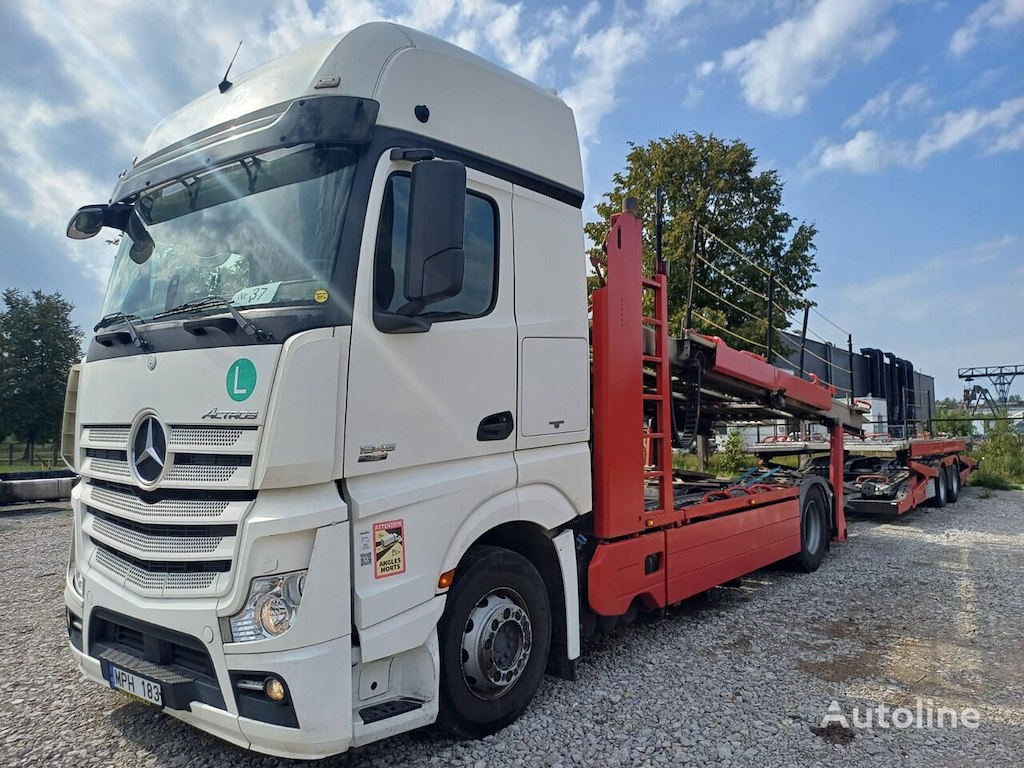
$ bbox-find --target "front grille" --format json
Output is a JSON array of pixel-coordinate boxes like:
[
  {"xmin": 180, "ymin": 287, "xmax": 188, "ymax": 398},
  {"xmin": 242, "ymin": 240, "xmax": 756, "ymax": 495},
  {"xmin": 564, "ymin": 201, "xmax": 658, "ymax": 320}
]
[
  {"xmin": 89, "ymin": 457, "xmax": 132, "ymax": 479},
  {"xmin": 95, "ymin": 547, "xmax": 220, "ymax": 592},
  {"xmin": 89, "ymin": 507, "xmax": 237, "ymax": 538},
  {"xmin": 90, "ymin": 509, "xmax": 229, "ymax": 556},
  {"xmin": 85, "ymin": 448, "xmax": 127, "ymax": 461},
  {"xmin": 169, "ymin": 427, "xmax": 252, "ymax": 448},
  {"xmin": 89, "ymin": 482, "xmax": 244, "ymax": 520},
  {"xmin": 83, "ymin": 426, "xmax": 130, "ymax": 445},
  {"xmin": 174, "ymin": 453, "xmax": 253, "ymax": 467},
  {"xmin": 79, "ymin": 422, "xmax": 257, "ymax": 490},
  {"xmin": 165, "ymin": 464, "xmax": 241, "ymax": 483},
  {"xmin": 79, "ymin": 422, "xmax": 257, "ymax": 597},
  {"xmin": 85, "ymin": 481, "xmax": 250, "ymax": 596},
  {"xmin": 92, "ymin": 540, "xmax": 230, "ymax": 573}
]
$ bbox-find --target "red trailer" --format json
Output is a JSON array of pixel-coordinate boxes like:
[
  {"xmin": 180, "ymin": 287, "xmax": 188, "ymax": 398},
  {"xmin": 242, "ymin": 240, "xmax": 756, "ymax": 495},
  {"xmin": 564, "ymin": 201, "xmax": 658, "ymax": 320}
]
[
  {"xmin": 752, "ymin": 434, "xmax": 976, "ymax": 515},
  {"xmin": 583, "ymin": 205, "xmax": 868, "ymax": 625}
]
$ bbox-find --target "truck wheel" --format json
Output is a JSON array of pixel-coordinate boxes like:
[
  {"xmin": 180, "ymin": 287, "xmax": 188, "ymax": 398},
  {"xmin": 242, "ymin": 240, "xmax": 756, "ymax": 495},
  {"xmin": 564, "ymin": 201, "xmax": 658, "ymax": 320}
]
[
  {"xmin": 791, "ymin": 485, "xmax": 829, "ymax": 573},
  {"xmin": 946, "ymin": 463, "xmax": 961, "ymax": 503},
  {"xmin": 929, "ymin": 467, "xmax": 947, "ymax": 508},
  {"xmin": 436, "ymin": 545, "xmax": 551, "ymax": 739}
]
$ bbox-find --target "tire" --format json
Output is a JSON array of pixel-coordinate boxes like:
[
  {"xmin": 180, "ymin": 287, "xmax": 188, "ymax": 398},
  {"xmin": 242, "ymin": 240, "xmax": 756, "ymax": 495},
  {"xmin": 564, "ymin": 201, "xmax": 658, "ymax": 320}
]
[
  {"xmin": 791, "ymin": 485, "xmax": 829, "ymax": 573},
  {"xmin": 436, "ymin": 545, "xmax": 551, "ymax": 739},
  {"xmin": 929, "ymin": 466, "xmax": 948, "ymax": 508},
  {"xmin": 946, "ymin": 463, "xmax": 961, "ymax": 503}
]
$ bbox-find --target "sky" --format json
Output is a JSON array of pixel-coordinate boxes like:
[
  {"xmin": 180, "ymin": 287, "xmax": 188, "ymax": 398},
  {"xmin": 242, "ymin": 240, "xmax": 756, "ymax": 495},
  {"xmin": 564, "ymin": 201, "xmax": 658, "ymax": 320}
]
[{"xmin": 0, "ymin": 0, "xmax": 1021, "ymax": 400}]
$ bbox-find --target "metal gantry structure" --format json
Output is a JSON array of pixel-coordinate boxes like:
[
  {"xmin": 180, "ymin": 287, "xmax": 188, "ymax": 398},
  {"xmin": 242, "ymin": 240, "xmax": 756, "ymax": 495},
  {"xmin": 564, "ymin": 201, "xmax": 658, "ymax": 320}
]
[{"xmin": 958, "ymin": 365, "xmax": 1024, "ymax": 415}]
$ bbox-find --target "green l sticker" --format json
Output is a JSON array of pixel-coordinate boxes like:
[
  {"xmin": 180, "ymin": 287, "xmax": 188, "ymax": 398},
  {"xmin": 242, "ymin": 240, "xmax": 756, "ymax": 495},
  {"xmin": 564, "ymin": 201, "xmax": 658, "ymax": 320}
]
[{"xmin": 227, "ymin": 358, "xmax": 257, "ymax": 402}]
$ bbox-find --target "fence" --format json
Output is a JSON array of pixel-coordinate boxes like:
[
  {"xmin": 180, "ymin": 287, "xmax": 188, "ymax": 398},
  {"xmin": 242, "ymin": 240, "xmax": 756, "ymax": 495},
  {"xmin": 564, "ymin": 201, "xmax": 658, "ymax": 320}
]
[{"xmin": 1, "ymin": 443, "xmax": 62, "ymax": 471}]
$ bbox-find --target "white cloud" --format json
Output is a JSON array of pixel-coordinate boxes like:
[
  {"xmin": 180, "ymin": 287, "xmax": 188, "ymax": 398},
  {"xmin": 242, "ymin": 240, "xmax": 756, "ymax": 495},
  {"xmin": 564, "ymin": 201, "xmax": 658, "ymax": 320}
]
[
  {"xmin": 844, "ymin": 82, "xmax": 932, "ymax": 129},
  {"xmin": 6, "ymin": 0, "xmax": 695, "ymax": 301},
  {"xmin": 950, "ymin": 0, "xmax": 1024, "ymax": 56},
  {"xmin": 815, "ymin": 130, "xmax": 912, "ymax": 174},
  {"xmin": 814, "ymin": 95, "xmax": 1024, "ymax": 173},
  {"xmin": 645, "ymin": 0, "xmax": 698, "ymax": 22},
  {"xmin": 398, "ymin": 0, "xmax": 456, "ymax": 31},
  {"xmin": 844, "ymin": 89, "xmax": 894, "ymax": 130},
  {"xmin": 696, "ymin": 60, "xmax": 716, "ymax": 77},
  {"xmin": 916, "ymin": 95, "xmax": 1024, "ymax": 162},
  {"xmin": 990, "ymin": 121, "xmax": 1024, "ymax": 152},
  {"xmin": 0, "ymin": 90, "xmax": 118, "ymax": 285},
  {"xmin": 965, "ymin": 234, "xmax": 1016, "ymax": 264},
  {"xmin": 561, "ymin": 26, "xmax": 649, "ymax": 171},
  {"xmin": 721, "ymin": 0, "xmax": 896, "ymax": 115}
]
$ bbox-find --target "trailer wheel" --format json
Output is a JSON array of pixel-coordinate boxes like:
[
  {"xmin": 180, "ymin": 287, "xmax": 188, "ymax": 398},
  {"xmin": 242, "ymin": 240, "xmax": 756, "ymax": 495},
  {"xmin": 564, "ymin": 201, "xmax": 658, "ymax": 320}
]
[
  {"xmin": 929, "ymin": 467, "xmax": 948, "ymax": 508},
  {"xmin": 791, "ymin": 485, "xmax": 829, "ymax": 573},
  {"xmin": 436, "ymin": 545, "xmax": 551, "ymax": 739},
  {"xmin": 946, "ymin": 463, "xmax": 961, "ymax": 503}
]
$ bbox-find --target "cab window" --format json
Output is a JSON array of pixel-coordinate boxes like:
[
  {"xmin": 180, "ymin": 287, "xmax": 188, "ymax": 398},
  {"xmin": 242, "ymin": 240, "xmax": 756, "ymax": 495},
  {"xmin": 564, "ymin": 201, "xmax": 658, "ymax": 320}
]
[{"xmin": 373, "ymin": 173, "xmax": 498, "ymax": 319}]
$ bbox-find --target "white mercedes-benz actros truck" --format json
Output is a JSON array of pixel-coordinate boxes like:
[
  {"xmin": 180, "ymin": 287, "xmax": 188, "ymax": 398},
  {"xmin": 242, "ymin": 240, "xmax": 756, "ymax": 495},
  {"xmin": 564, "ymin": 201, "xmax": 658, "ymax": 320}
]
[
  {"xmin": 63, "ymin": 22, "xmax": 591, "ymax": 758},
  {"xmin": 64, "ymin": 20, "xmax": 863, "ymax": 760}
]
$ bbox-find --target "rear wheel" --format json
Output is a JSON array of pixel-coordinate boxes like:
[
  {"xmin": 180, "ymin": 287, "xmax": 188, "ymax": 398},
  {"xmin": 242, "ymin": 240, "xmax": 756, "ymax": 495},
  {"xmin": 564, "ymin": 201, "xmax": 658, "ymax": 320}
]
[
  {"xmin": 436, "ymin": 545, "xmax": 551, "ymax": 738},
  {"xmin": 791, "ymin": 485, "xmax": 829, "ymax": 573},
  {"xmin": 929, "ymin": 466, "xmax": 948, "ymax": 508},
  {"xmin": 946, "ymin": 463, "xmax": 961, "ymax": 503}
]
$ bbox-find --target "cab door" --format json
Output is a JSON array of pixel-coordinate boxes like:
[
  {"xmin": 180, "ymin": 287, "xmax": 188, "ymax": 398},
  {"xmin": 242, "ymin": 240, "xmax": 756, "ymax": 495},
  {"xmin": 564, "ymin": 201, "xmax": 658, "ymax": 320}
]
[{"xmin": 344, "ymin": 155, "xmax": 517, "ymax": 479}]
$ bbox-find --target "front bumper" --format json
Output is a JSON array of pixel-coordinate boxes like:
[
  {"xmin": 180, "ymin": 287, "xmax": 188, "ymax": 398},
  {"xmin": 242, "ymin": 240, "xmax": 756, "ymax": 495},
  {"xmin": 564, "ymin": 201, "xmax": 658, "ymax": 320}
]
[
  {"xmin": 67, "ymin": 635, "xmax": 353, "ymax": 758},
  {"xmin": 64, "ymin": 481, "xmax": 356, "ymax": 759}
]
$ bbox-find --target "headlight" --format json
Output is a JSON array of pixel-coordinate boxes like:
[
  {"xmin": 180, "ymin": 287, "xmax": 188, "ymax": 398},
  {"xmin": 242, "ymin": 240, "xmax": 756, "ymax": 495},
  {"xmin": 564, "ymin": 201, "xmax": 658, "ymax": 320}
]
[
  {"xmin": 227, "ymin": 571, "xmax": 306, "ymax": 642},
  {"xmin": 67, "ymin": 537, "xmax": 85, "ymax": 596}
]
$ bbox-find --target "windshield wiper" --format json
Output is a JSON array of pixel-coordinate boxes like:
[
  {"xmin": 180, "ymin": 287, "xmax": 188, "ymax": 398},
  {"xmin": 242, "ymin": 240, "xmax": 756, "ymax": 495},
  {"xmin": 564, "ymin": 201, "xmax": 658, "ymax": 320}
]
[
  {"xmin": 93, "ymin": 312, "xmax": 151, "ymax": 350},
  {"xmin": 155, "ymin": 296, "xmax": 272, "ymax": 342}
]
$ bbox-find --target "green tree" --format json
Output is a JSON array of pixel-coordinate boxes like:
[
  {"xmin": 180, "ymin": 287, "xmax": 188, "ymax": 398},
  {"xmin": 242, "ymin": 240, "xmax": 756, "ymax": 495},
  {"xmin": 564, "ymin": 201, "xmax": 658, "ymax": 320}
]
[
  {"xmin": 0, "ymin": 289, "xmax": 84, "ymax": 455},
  {"xmin": 585, "ymin": 133, "xmax": 819, "ymax": 356},
  {"xmin": 932, "ymin": 406, "xmax": 976, "ymax": 437}
]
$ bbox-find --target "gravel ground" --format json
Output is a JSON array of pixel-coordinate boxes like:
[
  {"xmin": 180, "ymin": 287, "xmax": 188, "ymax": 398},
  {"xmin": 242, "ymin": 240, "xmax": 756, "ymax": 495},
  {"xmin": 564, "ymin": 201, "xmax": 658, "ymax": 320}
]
[{"xmin": 2, "ymin": 488, "xmax": 1022, "ymax": 767}]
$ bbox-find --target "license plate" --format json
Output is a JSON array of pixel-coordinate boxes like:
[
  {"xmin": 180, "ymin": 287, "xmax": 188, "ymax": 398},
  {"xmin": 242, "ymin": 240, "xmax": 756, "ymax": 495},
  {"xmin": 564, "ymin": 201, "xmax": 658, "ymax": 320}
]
[{"xmin": 108, "ymin": 664, "xmax": 163, "ymax": 707}]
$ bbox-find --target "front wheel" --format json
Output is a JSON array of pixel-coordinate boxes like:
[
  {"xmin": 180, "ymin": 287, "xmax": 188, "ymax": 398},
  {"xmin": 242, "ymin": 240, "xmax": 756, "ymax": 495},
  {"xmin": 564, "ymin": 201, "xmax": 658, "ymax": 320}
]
[
  {"xmin": 436, "ymin": 545, "xmax": 551, "ymax": 738},
  {"xmin": 790, "ymin": 485, "xmax": 829, "ymax": 573}
]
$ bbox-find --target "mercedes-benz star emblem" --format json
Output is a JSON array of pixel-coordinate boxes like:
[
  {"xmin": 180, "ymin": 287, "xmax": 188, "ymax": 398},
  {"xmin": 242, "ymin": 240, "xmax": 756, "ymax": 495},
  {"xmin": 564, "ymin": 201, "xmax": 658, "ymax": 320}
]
[{"xmin": 131, "ymin": 415, "xmax": 167, "ymax": 485}]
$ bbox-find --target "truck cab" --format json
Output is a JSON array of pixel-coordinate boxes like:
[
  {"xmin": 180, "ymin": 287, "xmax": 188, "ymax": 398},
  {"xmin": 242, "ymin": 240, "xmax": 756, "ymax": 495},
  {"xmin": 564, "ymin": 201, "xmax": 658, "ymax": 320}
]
[{"xmin": 64, "ymin": 23, "xmax": 590, "ymax": 758}]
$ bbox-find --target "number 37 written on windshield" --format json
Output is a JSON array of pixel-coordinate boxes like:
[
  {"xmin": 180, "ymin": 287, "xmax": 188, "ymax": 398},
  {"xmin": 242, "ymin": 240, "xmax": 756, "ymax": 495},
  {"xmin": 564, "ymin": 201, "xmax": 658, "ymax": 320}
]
[{"xmin": 232, "ymin": 282, "xmax": 281, "ymax": 306}]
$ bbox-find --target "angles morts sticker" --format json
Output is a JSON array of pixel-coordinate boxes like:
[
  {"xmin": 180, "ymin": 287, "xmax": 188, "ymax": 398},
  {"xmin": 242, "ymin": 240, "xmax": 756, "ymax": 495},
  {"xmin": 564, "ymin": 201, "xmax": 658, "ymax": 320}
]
[{"xmin": 372, "ymin": 519, "xmax": 406, "ymax": 579}]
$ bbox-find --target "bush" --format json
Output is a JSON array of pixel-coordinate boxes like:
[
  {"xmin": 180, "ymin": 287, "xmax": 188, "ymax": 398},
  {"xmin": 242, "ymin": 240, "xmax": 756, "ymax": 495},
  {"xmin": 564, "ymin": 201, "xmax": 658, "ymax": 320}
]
[
  {"xmin": 671, "ymin": 431, "xmax": 758, "ymax": 478},
  {"xmin": 968, "ymin": 469, "xmax": 1016, "ymax": 491},
  {"xmin": 712, "ymin": 429, "xmax": 757, "ymax": 476},
  {"xmin": 968, "ymin": 419, "xmax": 1024, "ymax": 489}
]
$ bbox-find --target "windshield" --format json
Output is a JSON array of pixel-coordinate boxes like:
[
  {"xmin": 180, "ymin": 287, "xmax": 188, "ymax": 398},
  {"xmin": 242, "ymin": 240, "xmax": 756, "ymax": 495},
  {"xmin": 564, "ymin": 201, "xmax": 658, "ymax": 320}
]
[{"xmin": 100, "ymin": 143, "xmax": 358, "ymax": 321}]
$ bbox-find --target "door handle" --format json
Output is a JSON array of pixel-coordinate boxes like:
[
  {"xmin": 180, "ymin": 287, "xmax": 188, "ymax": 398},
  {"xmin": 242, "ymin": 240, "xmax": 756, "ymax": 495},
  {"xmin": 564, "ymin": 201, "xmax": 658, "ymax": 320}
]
[{"xmin": 477, "ymin": 411, "xmax": 514, "ymax": 441}]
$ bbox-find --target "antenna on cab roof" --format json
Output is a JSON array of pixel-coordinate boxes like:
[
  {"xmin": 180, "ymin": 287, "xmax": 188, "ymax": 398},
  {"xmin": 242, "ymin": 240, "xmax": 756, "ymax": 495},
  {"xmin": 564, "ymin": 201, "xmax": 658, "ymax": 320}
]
[{"xmin": 218, "ymin": 41, "xmax": 243, "ymax": 94}]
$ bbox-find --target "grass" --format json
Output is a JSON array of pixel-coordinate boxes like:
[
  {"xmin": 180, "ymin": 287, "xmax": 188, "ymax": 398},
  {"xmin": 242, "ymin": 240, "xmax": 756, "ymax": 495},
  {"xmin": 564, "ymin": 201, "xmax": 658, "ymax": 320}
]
[
  {"xmin": 966, "ymin": 420, "xmax": 1024, "ymax": 491},
  {"xmin": 968, "ymin": 469, "xmax": 1017, "ymax": 491}
]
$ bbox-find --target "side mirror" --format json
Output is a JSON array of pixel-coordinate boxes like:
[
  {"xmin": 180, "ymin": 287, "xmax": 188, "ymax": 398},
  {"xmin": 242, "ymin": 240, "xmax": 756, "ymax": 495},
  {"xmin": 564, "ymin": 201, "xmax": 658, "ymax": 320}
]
[
  {"xmin": 127, "ymin": 210, "xmax": 155, "ymax": 264},
  {"xmin": 404, "ymin": 160, "xmax": 466, "ymax": 307},
  {"xmin": 66, "ymin": 205, "xmax": 107, "ymax": 240}
]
